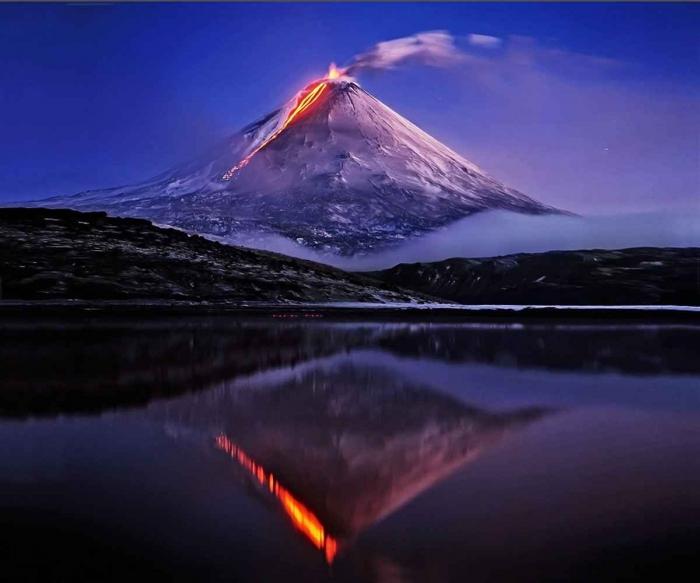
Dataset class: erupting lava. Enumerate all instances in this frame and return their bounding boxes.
[215,434,339,564]
[222,64,345,181]
[327,62,343,80]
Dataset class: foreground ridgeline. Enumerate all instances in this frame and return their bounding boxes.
[2,208,696,306]
[368,248,700,306]
[0,208,420,303]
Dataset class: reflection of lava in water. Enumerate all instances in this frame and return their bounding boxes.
[215,434,338,564]
[222,64,344,181]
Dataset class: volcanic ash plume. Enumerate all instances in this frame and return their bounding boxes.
[345,30,465,75]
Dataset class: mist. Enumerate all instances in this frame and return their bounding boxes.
[226,210,700,271]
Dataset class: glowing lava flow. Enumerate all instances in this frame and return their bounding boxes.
[215,434,338,564]
[222,64,344,181]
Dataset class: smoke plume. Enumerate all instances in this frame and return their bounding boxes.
[345,30,465,75]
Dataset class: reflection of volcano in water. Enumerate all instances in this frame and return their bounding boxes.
[215,434,340,563]
[157,364,549,562]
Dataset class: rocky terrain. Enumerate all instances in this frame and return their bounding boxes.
[0,208,423,303]
[368,247,700,305]
[2,208,695,308]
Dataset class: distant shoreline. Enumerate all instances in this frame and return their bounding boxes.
[1,300,699,323]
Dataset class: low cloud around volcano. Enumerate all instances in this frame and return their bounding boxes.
[225,210,700,271]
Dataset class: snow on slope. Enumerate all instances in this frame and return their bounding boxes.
[33,79,561,255]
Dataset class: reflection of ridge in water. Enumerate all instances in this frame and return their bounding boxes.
[215,434,338,564]
[4,319,695,417]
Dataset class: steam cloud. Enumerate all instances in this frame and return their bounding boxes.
[345,30,465,75]
[467,33,502,49]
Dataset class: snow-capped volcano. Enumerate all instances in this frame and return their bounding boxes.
[35,78,561,255]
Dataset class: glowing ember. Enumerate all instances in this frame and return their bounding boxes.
[327,62,343,80]
[215,434,339,564]
[222,64,344,181]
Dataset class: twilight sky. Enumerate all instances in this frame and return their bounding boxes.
[1,2,698,213]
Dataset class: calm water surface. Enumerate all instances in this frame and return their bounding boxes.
[1,317,699,582]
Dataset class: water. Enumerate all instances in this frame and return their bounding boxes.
[1,316,699,582]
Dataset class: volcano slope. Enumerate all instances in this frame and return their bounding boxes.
[0,207,425,303]
[31,79,561,255]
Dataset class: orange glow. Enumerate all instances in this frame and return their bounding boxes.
[222,67,343,181]
[215,434,338,564]
[327,63,342,80]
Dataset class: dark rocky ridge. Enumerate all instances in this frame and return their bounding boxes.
[368,248,700,306]
[0,208,423,303]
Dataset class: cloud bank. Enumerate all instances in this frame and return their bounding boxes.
[226,210,700,272]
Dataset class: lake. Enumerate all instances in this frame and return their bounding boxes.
[1,315,698,582]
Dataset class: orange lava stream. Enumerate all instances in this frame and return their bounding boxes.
[215,434,338,564]
[222,80,330,181]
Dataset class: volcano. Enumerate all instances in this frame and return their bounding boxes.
[36,76,561,255]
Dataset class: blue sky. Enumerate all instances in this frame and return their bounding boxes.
[1,2,698,213]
